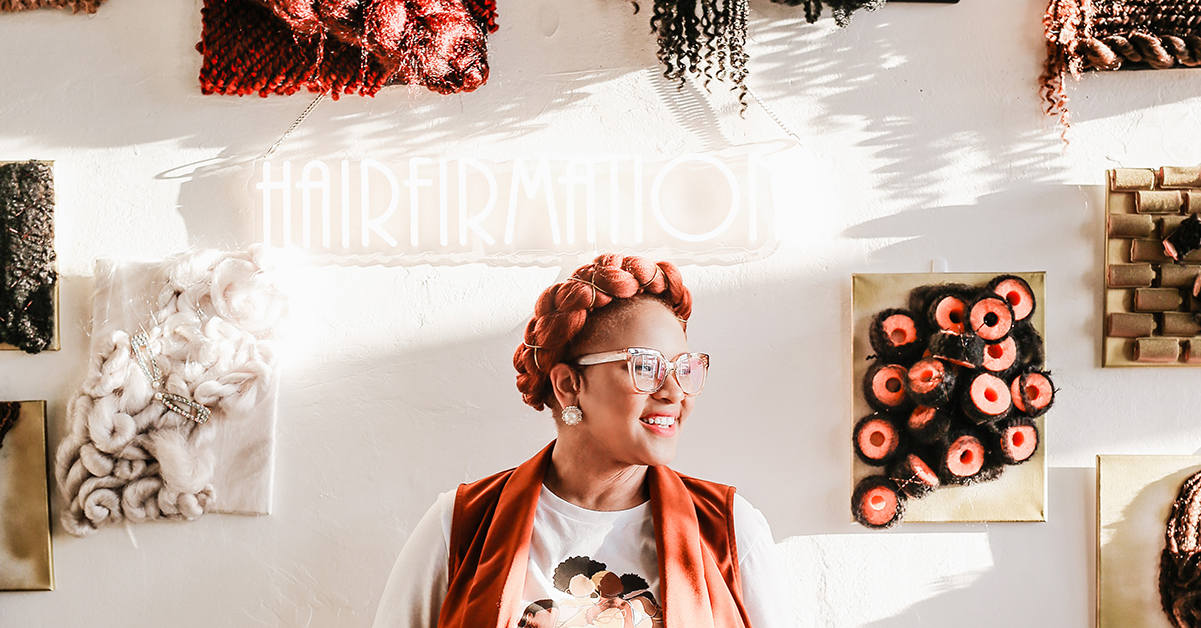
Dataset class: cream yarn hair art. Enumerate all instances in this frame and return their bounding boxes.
[55,246,287,537]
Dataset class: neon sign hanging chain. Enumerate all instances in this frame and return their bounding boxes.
[262,92,327,160]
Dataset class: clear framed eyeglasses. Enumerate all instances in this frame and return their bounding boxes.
[575,347,709,396]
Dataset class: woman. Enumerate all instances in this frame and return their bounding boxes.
[373,254,790,628]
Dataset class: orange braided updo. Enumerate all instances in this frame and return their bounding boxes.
[514,254,692,411]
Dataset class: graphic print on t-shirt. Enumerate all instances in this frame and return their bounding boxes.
[517,556,661,628]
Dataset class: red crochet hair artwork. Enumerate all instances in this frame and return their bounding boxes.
[197,0,497,98]
[514,254,693,411]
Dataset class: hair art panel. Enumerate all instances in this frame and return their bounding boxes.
[769,0,883,27]
[0,0,104,13]
[1102,166,1201,367]
[197,0,494,99]
[766,0,960,28]
[1098,456,1201,628]
[1043,0,1201,128]
[851,273,1049,529]
[1162,469,1201,628]
[0,161,57,354]
[643,0,750,105]
[0,401,54,591]
[54,247,287,537]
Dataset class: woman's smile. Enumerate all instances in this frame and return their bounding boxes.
[639,413,678,436]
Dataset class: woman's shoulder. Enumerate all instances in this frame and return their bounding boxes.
[669,469,776,554]
[432,489,457,542]
[731,492,776,549]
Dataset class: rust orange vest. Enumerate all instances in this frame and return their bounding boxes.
[436,441,752,628]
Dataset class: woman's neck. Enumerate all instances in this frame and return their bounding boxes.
[544,440,649,512]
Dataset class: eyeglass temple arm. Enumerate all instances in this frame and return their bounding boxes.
[575,350,630,366]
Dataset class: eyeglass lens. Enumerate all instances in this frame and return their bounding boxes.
[629,352,706,394]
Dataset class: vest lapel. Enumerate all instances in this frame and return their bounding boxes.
[649,465,719,628]
[460,441,555,628]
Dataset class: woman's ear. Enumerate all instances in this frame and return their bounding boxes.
[548,362,582,411]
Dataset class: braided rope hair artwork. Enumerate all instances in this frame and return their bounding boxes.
[1162,469,1201,628]
[0,161,56,354]
[1043,0,1201,129]
[197,0,496,98]
[54,247,287,536]
[853,276,1054,529]
[514,253,691,413]
[0,0,104,12]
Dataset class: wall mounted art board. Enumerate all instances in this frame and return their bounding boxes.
[1043,1,1201,126]
[0,161,57,353]
[0,401,53,591]
[1103,167,1201,366]
[54,250,283,537]
[0,0,105,13]
[1097,455,1201,628]
[1048,0,1201,74]
[197,0,494,98]
[851,273,1047,523]
[85,255,280,516]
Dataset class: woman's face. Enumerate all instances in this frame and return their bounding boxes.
[569,299,695,468]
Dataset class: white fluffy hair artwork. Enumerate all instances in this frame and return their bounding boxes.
[54,246,288,537]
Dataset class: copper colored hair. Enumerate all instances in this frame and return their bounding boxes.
[514,254,692,411]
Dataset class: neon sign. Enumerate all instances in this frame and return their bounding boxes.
[254,141,808,264]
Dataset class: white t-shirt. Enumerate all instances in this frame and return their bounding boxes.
[372,485,793,628]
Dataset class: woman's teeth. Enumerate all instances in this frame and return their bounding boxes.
[642,416,676,427]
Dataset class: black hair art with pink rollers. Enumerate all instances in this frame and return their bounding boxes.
[855,276,1053,528]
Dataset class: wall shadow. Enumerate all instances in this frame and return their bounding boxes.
[744,0,1067,208]
[851,467,1095,628]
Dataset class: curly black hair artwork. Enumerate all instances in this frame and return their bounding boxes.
[641,0,751,106]
[1161,469,1201,628]
[0,161,56,354]
[854,275,1051,529]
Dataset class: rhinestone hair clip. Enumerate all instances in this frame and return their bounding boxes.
[130,331,212,425]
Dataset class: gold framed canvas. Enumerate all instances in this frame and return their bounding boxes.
[851,273,1047,524]
[1104,167,1201,367]
[0,400,53,591]
[1097,455,1201,628]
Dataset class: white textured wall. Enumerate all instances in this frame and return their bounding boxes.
[2,0,1200,626]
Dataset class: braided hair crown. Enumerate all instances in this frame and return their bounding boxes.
[514,254,692,411]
